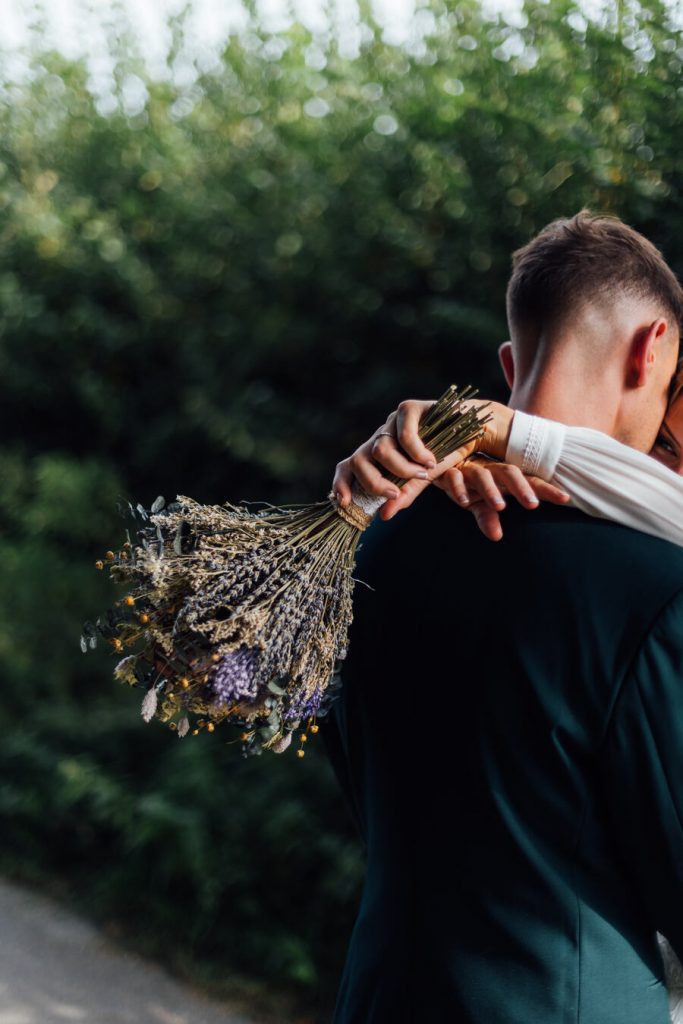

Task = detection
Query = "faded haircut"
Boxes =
[506,209,683,365]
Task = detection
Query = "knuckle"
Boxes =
[398,426,412,449]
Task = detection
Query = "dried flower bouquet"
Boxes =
[82,385,490,759]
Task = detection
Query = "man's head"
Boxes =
[499,209,683,450]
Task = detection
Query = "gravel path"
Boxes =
[0,876,258,1024]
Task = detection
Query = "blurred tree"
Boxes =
[1,0,682,1018]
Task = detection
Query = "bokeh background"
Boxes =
[2,0,682,1020]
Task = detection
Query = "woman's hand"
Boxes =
[434,457,571,541]
[332,398,515,521]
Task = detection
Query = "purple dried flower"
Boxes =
[284,686,323,724]
[211,646,259,706]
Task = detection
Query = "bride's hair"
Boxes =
[669,361,683,406]
[506,209,683,361]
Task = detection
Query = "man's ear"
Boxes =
[629,318,668,387]
[498,341,515,391]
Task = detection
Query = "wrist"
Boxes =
[481,402,514,460]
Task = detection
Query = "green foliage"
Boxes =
[1,0,683,1017]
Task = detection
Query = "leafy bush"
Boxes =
[1,0,682,1017]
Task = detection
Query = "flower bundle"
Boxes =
[82,385,490,759]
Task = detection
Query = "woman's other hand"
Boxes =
[434,457,571,541]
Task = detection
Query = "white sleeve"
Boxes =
[506,410,683,548]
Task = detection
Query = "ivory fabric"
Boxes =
[507,410,683,547]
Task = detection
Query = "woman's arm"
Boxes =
[505,411,683,548]
[332,396,683,548]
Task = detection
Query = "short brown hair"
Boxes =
[507,209,683,360]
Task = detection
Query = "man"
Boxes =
[320,210,683,1023]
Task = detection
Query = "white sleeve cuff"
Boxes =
[505,410,568,481]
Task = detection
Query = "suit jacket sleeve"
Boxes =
[598,587,683,959]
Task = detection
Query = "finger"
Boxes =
[331,461,354,508]
[421,434,487,482]
[490,464,541,509]
[379,477,431,520]
[370,434,431,481]
[460,463,506,511]
[348,447,401,501]
[470,501,504,542]
[395,400,439,469]
[434,467,471,507]
[527,477,572,505]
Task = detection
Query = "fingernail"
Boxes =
[425,460,436,470]
[458,493,470,506]
[527,495,539,506]
[494,498,505,508]
[335,491,342,504]
[385,488,399,500]
[416,470,429,480]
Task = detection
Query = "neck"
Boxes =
[508,351,635,444]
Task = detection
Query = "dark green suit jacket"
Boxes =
[320,486,683,1023]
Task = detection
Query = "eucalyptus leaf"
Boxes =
[79,635,87,653]
[151,495,165,514]
[258,724,278,741]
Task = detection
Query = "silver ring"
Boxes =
[376,431,394,439]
